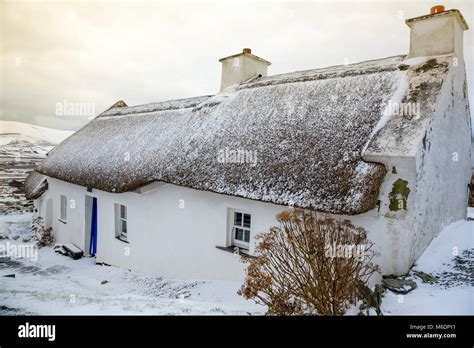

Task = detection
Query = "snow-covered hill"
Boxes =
[0,121,74,214]
[0,121,72,147]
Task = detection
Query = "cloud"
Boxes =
[1,0,473,131]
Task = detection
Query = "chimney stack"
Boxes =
[405,7,469,59]
[218,48,271,91]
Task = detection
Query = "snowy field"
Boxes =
[0,212,472,315]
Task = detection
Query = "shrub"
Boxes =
[238,209,379,315]
[32,216,54,248]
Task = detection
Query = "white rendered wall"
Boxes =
[43,178,87,250]
[39,90,471,281]
[409,58,471,264]
[39,177,400,281]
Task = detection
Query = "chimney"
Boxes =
[218,48,271,91]
[405,6,469,59]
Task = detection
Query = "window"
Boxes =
[115,204,128,242]
[231,211,251,249]
[60,195,67,222]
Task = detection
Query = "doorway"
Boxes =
[85,196,98,256]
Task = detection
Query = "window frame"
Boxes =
[230,210,251,250]
[115,203,128,243]
[59,195,67,222]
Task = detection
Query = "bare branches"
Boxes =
[238,209,379,315]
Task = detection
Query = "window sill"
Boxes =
[116,236,129,244]
[215,245,256,259]
[58,219,67,224]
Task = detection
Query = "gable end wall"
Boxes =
[409,59,471,265]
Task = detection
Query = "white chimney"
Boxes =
[405,6,469,60]
[219,48,271,91]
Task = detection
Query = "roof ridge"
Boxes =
[239,55,406,90]
[101,55,406,117]
[100,95,213,117]
[269,54,406,79]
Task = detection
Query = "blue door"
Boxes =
[89,197,98,256]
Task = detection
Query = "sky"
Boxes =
[0,0,473,131]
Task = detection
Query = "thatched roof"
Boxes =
[35,54,447,214]
[25,171,48,200]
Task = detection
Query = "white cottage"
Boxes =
[26,7,471,281]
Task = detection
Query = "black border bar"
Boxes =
[0,315,472,346]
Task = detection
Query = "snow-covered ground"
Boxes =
[0,213,262,315]
[381,219,473,315]
[0,212,472,315]
[468,207,474,220]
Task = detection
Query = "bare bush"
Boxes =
[32,216,55,248]
[238,209,379,315]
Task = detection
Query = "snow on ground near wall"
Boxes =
[0,214,262,315]
[468,207,474,219]
[0,213,472,315]
[381,219,473,315]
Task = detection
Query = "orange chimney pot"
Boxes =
[431,5,445,14]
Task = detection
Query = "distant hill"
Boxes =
[0,121,74,214]
[0,121,73,146]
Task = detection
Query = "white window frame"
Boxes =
[230,210,251,250]
[115,204,128,242]
[59,195,67,222]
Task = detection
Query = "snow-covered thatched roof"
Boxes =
[36,54,449,214]
[25,171,48,200]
